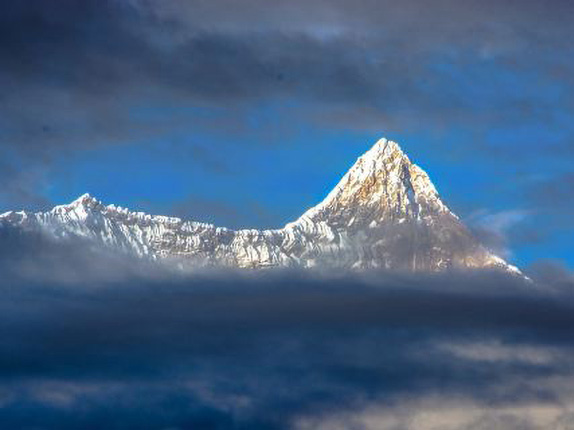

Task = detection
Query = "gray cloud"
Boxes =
[2,0,573,143]
[0,227,573,429]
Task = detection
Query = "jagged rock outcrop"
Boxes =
[0,138,520,274]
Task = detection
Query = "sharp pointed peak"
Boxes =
[362,137,409,161]
[48,193,103,213]
[73,192,94,202]
[68,193,101,208]
[373,137,399,149]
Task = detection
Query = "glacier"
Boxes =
[0,138,521,274]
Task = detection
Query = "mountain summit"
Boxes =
[0,138,520,274]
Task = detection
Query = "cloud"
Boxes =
[466,209,530,257]
[2,0,573,146]
[526,259,574,292]
[0,226,573,429]
[296,398,574,430]
[0,225,173,284]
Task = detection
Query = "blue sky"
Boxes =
[0,0,572,270]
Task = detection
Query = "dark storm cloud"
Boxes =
[1,228,574,429]
[2,0,574,146]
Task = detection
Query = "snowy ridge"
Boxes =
[0,138,521,274]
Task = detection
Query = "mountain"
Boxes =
[0,138,520,274]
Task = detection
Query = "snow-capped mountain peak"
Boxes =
[71,193,97,206]
[299,138,451,230]
[54,192,101,213]
[0,138,521,274]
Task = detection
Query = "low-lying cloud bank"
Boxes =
[0,230,573,429]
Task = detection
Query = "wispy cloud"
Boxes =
[466,209,530,257]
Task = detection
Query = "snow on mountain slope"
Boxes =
[0,138,521,274]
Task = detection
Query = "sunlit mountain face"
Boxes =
[1,139,521,274]
[0,1,573,429]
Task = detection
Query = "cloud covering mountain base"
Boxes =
[1,229,573,429]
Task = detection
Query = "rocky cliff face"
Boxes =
[0,138,520,274]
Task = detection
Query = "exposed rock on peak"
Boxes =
[61,193,102,211]
[72,193,97,205]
